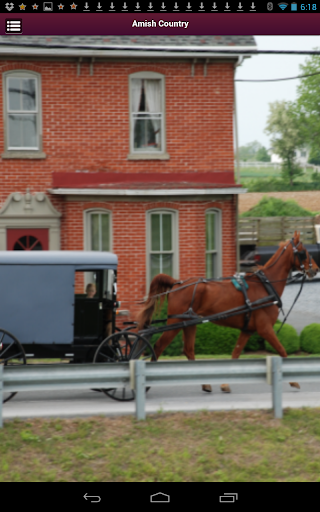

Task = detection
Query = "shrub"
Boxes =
[195,322,240,355]
[241,196,314,218]
[245,332,265,352]
[300,324,320,354]
[264,322,300,354]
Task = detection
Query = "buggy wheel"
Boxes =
[0,329,26,403]
[93,331,157,402]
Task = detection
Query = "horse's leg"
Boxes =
[220,331,251,393]
[256,323,287,358]
[256,322,300,389]
[153,321,182,360]
[182,325,211,393]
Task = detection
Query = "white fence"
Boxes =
[236,161,320,172]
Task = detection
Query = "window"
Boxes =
[206,210,222,279]
[130,72,165,155]
[86,211,111,252]
[147,210,178,287]
[84,210,112,297]
[4,72,41,150]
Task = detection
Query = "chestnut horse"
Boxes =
[137,232,318,393]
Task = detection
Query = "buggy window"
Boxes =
[74,270,115,300]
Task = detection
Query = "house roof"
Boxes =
[0,35,257,58]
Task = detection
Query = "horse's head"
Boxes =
[290,231,319,279]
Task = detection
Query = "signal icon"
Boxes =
[278,2,288,9]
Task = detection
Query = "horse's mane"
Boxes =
[258,240,287,270]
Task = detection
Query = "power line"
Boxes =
[236,70,320,82]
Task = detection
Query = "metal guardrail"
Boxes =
[1,357,320,426]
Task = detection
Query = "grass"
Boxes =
[240,166,281,179]
[1,409,320,482]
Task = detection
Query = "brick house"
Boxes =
[0,35,256,320]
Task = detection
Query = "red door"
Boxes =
[7,229,49,250]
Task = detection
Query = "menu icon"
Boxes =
[6,19,22,33]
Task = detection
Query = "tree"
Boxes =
[255,146,271,162]
[265,100,303,186]
[238,140,262,161]
[308,147,320,166]
[296,53,320,154]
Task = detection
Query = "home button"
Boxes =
[150,492,170,503]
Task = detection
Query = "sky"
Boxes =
[235,36,320,149]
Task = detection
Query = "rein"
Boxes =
[276,273,307,335]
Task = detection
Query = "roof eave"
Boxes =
[49,187,247,196]
[0,46,257,59]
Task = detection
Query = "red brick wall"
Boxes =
[0,57,237,322]
[0,59,235,204]
[64,197,237,321]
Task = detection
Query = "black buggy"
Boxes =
[0,251,156,403]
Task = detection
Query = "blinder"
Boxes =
[297,250,306,259]
[291,239,312,272]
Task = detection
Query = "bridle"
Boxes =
[263,237,314,275]
[290,238,314,274]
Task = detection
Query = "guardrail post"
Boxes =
[271,357,283,419]
[132,360,146,421]
[0,365,3,428]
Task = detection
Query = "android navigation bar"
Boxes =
[2,1,318,12]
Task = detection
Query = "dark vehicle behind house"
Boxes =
[240,243,320,271]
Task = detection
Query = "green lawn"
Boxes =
[1,408,320,482]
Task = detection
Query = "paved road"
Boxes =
[279,278,320,334]
[3,381,320,421]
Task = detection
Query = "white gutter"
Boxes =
[49,188,247,196]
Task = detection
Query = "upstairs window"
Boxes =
[130,72,164,154]
[5,73,40,150]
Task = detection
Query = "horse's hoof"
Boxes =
[289,382,300,389]
[220,384,231,393]
[202,385,212,393]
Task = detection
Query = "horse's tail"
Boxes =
[136,274,177,331]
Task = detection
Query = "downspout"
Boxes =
[234,56,243,272]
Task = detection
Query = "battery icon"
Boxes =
[291,2,297,9]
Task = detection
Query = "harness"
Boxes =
[165,237,314,331]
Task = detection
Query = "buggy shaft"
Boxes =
[139,295,279,337]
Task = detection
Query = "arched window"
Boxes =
[205,209,222,279]
[129,72,166,157]
[146,209,179,288]
[84,210,112,252]
[3,70,42,152]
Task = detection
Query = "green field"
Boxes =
[239,166,282,179]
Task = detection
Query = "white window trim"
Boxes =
[205,208,222,279]
[84,208,113,253]
[2,70,43,155]
[128,71,168,159]
[146,208,179,292]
